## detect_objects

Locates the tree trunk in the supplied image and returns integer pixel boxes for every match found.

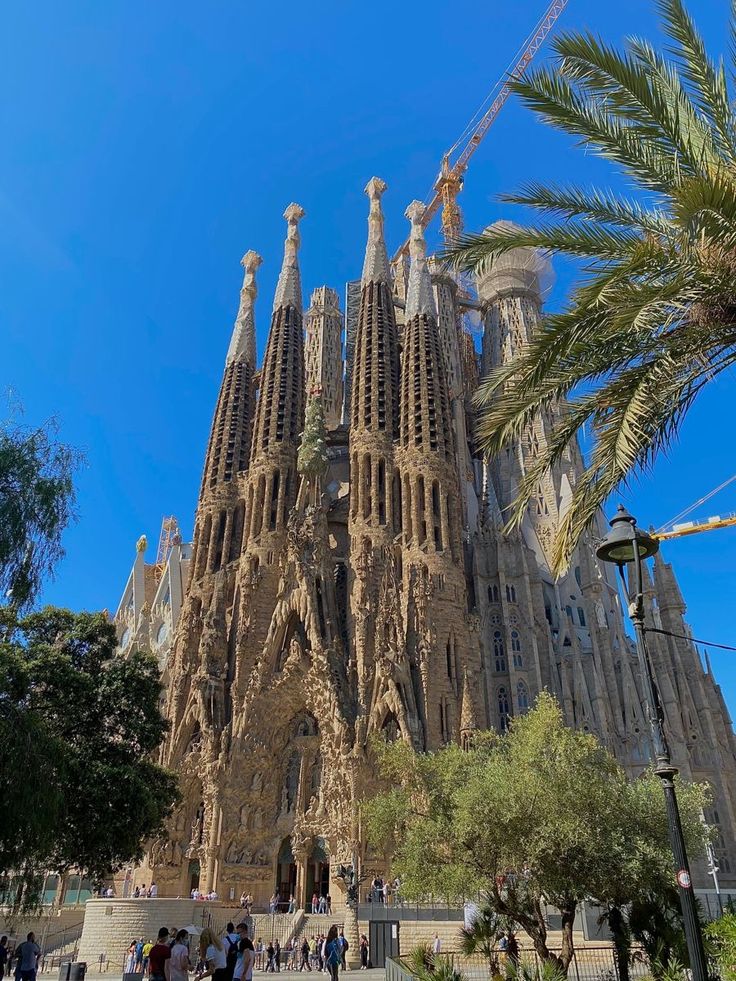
[558,903,577,973]
[607,906,630,981]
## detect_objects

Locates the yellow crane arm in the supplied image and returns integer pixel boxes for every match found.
[392,0,569,261]
[653,514,736,542]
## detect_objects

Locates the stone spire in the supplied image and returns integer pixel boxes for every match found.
[250,205,306,460]
[226,250,262,366]
[361,177,391,285]
[273,203,305,313]
[405,201,437,320]
[350,177,400,447]
[399,203,453,465]
[199,251,262,504]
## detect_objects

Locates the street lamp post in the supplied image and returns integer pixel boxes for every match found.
[596,505,709,981]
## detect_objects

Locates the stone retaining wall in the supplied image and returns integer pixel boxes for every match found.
[77,900,216,967]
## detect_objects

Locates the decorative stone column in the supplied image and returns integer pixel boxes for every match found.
[293,846,308,911]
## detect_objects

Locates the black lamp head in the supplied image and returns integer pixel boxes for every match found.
[596,504,660,565]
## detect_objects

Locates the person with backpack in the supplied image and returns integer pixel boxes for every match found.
[222,924,239,981]
[323,928,340,981]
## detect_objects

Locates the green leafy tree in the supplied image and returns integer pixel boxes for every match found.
[364,694,708,975]
[0,607,179,910]
[444,0,736,573]
[705,911,736,981]
[298,394,329,479]
[0,414,81,607]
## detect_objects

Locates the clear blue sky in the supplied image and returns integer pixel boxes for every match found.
[4,0,736,715]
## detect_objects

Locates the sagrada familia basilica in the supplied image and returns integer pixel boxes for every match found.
[131,178,736,908]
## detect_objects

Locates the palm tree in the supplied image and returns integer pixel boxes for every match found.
[445,0,736,573]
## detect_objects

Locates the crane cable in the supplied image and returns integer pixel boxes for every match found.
[655,472,736,535]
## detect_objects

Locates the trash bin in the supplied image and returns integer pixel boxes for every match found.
[69,963,86,981]
[58,964,71,981]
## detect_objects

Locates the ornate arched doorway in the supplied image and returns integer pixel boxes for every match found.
[305,837,330,907]
[276,837,296,908]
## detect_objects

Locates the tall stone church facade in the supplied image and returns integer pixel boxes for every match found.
[149,181,736,906]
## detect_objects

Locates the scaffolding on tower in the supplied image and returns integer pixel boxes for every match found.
[155,515,181,580]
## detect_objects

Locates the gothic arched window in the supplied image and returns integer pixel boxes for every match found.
[493,631,506,672]
[511,630,521,652]
[517,682,529,712]
[498,687,511,731]
[506,584,517,603]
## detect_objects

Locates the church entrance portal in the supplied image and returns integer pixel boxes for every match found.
[276,838,296,910]
[305,837,329,909]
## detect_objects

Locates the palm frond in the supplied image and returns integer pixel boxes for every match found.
[658,0,736,160]
[554,30,722,172]
[510,69,681,191]
[443,221,644,278]
[499,182,672,235]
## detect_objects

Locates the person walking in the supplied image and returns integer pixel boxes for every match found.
[323,928,340,981]
[273,942,281,973]
[135,938,145,972]
[299,939,310,973]
[432,935,441,955]
[233,923,254,981]
[223,923,239,981]
[337,932,348,973]
[142,940,153,975]
[195,929,227,981]
[125,942,137,974]
[358,937,368,972]
[148,929,172,981]
[265,942,275,973]
[170,931,192,981]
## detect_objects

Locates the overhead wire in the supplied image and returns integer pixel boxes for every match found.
[656,473,736,534]
[644,626,736,653]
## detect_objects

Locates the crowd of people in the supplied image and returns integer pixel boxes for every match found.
[366,877,399,906]
[121,921,366,979]
[124,922,254,981]
[189,889,219,902]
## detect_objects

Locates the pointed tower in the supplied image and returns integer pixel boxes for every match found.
[244,204,306,545]
[397,201,482,749]
[191,250,261,586]
[166,252,261,738]
[348,178,403,732]
[305,286,344,431]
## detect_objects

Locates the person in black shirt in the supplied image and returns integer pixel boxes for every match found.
[0,936,8,981]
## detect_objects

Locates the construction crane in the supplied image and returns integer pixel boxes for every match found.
[155,515,181,579]
[653,514,736,542]
[650,474,736,543]
[392,0,569,260]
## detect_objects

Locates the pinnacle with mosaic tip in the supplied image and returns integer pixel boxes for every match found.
[273,203,305,313]
[405,199,437,320]
[227,250,262,366]
[361,177,390,285]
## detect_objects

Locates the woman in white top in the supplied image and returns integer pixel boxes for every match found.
[195,929,227,981]
[170,930,191,981]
